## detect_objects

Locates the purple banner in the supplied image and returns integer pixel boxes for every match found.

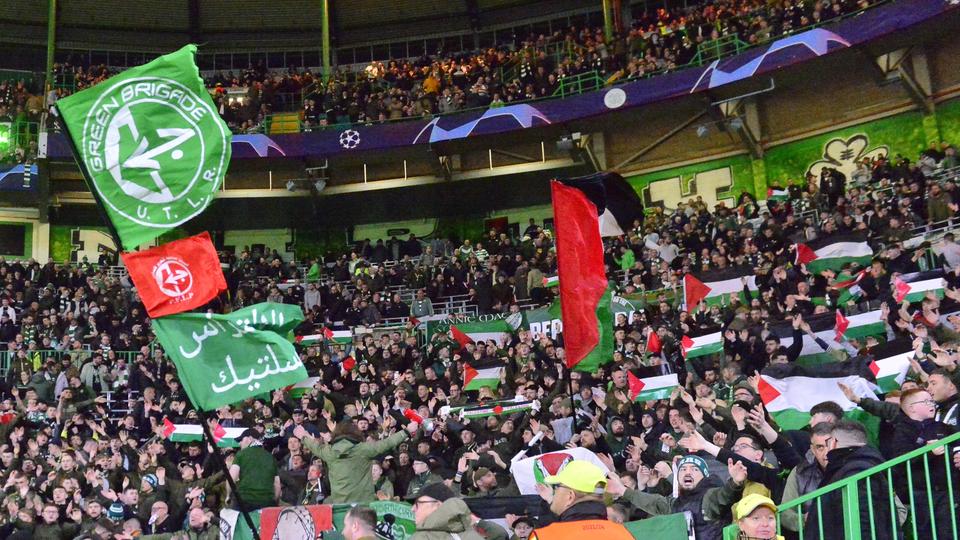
[46,0,955,162]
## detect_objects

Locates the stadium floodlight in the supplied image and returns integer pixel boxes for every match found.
[729,117,744,130]
[313,179,327,192]
[0,122,12,158]
[696,124,709,138]
[286,180,297,192]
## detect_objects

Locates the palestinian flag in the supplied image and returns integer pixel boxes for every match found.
[831,269,867,305]
[758,361,881,442]
[161,418,244,448]
[835,309,886,341]
[768,312,839,367]
[893,270,946,303]
[510,447,611,495]
[295,334,324,345]
[324,328,353,345]
[451,318,517,348]
[542,276,559,288]
[561,172,645,237]
[683,266,757,308]
[285,377,320,398]
[767,188,790,202]
[464,359,503,391]
[680,331,723,359]
[795,233,873,274]
[627,371,678,402]
[867,339,914,393]
[457,399,537,419]
[552,178,615,372]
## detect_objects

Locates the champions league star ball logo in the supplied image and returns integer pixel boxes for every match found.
[339,129,361,149]
[532,452,574,484]
[77,77,229,229]
[152,257,194,299]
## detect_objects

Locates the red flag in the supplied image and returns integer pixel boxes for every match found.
[162,417,176,439]
[212,423,227,443]
[121,232,227,318]
[341,356,356,371]
[403,409,424,424]
[646,329,662,354]
[551,180,608,369]
[834,311,850,342]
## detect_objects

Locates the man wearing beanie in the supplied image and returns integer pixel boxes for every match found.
[606,455,748,540]
[529,460,632,540]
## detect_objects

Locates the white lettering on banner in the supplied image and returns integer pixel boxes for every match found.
[210,345,303,394]
[643,166,735,210]
[529,319,563,340]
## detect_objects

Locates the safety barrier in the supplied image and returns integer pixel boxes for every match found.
[776,431,960,540]
[0,348,144,377]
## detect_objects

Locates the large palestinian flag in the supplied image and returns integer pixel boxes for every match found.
[893,270,946,303]
[552,178,615,372]
[509,447,611,494]
[758,360,882,443]
[683,266,758,308]
[562,172,645,237]
[795,233,873,274]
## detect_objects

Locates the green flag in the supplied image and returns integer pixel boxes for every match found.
[152,302,307,411]
[55,44,231,250]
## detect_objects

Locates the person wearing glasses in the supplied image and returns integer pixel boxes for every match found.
[408,483,483,540]
[889,388,956,540]
[529,461,633,540]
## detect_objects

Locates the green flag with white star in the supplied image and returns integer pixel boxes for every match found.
[55,45,231,250]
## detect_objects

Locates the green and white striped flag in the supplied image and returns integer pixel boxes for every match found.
[767,188,790,202]
[323,328,353,344]
[464,359,503,391]
[835,309,886,341]
[285,377,320,398]
[893,270,946,303]
[795,233,873,274]
[868,339,914,393]
[542,276,559,288]
[295,334,323,346]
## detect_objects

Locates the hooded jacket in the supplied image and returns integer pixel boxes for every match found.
[302,430,408,503]
[409,498,485,540]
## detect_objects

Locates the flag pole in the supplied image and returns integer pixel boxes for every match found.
[195,409,263,540]
[51,110,126,255]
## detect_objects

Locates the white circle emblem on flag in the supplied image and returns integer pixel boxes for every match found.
[152,257,194,298]
[79,76,229,229]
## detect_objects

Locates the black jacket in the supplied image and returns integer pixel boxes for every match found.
[805,445,901,540]
[888,416,956,496]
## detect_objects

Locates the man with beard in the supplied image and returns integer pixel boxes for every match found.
[606,455,748,540]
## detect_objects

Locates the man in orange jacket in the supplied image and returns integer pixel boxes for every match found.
[529,461,633,540]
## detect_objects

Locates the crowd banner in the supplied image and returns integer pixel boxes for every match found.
[331,501,417,540]
[510,447,611,495]
[220,504,333,540]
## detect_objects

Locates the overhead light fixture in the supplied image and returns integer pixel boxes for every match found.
[286,180,296,192]
[313,179,327,192]
[696,125,709,138]
[729,117,744,130]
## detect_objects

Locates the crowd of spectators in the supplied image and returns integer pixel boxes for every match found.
[34,0,883,136]
[2,128,960,540]
[0,78,42,167]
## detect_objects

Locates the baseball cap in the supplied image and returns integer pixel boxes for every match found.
[735,493,778,521]
[543,460,607,493]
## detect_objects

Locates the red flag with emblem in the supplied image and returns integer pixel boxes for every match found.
[121,232,227,318]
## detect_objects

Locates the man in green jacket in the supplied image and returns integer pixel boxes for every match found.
[296,417,418,503]
[409,483,484,540]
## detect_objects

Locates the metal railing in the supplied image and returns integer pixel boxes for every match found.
[774,431,960,540]
[688,35,751,66]
[0,349,144,377]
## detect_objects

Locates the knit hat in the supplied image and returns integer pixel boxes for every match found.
[107,502,125,521]
[677,455,709,477]
[143,473,158,489]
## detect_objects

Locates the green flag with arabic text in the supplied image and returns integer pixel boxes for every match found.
[55,44,231,250]
[152,302,307,410]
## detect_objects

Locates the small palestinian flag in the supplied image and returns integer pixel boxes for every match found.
[645,329,662,354]
[542,276,559,288]
[295,334,324,345]
[893,270,946,303]
[627,371,679,402]
[768,312,838,366]
[683,266,757,308]
[451,318,516,348]
[680,331,723,359]
[767,188,790,202]
[794,233,873,274]
[464,359,503,391]
[285,377,320,398]
[831,269,867,305]
[161,418,244,448]
[835,309,885,342]
[868,339,914,393]
[324,327,353,345]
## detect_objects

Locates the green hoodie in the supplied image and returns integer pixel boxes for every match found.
[409,498,485,540]
[302,430,408,503]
